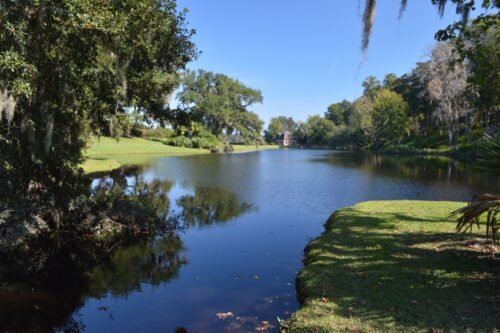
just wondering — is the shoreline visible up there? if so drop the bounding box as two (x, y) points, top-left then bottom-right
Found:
(83, 137), (278, 174)
(284, 200), (498, 332)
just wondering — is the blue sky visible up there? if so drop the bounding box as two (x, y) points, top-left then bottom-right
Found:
(174, 0), (473, 125)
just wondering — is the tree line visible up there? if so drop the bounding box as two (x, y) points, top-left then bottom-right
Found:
(266, 13), (498, 150)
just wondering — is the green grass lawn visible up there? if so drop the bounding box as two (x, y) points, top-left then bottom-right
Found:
(83, 137), (279, 173)
(83, 137), (209, 173)
(286, 201), (499, 333)
(231, 144), (279, 152)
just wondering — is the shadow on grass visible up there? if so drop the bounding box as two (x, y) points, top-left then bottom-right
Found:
(296, 207), (499, 332)
(87, 157), (111, 161)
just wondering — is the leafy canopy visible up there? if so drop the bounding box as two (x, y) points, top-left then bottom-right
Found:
(177, 69), (264, 142)
(0, 0), (197, 216)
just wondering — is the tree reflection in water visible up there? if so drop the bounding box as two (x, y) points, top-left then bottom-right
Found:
(0, 168), (253, 333)
(313, 152), (500, 189)
(177, 186), (254, 228)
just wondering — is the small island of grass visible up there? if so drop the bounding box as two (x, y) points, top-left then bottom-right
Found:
(285, 201), (499, 332)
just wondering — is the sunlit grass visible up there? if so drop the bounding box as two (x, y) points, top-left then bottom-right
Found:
(231, 144), (279, 152)
(82, 138), (279, 173)
(82, 137), (209, 173)
(286, 201), (498, 332)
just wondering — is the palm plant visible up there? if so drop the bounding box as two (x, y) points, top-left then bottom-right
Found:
(475, 134), (500, 172)
(451, 193), (500, 244)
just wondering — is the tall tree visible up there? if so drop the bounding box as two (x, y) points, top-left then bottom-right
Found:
(0, 1), (196, 222)
(362, 76), (381, 100)
(382, 73), (399, 90)
(177, 70), (264, 143)
(394, 64), (434, 135)
(372, 89), (410, 145)
(304, 115), (336, 146)
(264, 116), (297, 143)
(325, 100), (352, 126)
(420, 42), (470, 146)
(350, 96), (375, 146)
(454, 15), (500, 129)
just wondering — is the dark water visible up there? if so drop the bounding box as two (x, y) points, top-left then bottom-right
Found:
(2, 150), (499, 332)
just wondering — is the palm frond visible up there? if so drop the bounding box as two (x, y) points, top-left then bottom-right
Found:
(451, 193), (500, 244)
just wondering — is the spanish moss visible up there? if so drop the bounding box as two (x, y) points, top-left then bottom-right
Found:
(362, 0), (376, 53)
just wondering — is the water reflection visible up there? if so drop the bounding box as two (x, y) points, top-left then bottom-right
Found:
(2, 151), (498, 333)
(0, 236), (186, 333)
(315, 152), (500, 192)
(0, 169), (253, 333)
(177, 186), (253, 228)
(86, 236), (186, 298)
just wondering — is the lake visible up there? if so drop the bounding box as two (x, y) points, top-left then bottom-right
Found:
(1, 150), (498, 333)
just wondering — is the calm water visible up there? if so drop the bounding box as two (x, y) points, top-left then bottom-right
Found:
(2, 150), (499, 332)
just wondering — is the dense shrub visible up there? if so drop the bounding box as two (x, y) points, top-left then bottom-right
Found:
(164, 129), (220, 150)
(140, 127), (174, 139)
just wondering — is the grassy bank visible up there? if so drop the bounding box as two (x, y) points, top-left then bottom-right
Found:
(286, 201), (499, 332)
(83, 137), (279, 173)
(231, 144), (280, 152)
(83, 137), (210, 173)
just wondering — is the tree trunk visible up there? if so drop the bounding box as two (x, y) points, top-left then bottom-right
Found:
(466, 112), (471, 145)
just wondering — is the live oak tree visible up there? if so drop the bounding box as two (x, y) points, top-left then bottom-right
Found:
(0, 0), (197, 226)
(177, 69), (264, 144)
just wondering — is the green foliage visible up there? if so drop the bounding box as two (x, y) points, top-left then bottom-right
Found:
(321, 18), (499, 151)
(0, 0), (197, 222)
(177, 69), (264, 143)
(382, 73), (399, 90)
(362, 75), (381, 100)
(303, 115), (337, 146)
(139, 127), (175, 139)
(264, 116), (297, 143)
(454, 14), (500, 120)
(165, 128), (219, 150)
(107, 113), (133, 138)
(177, 186), (253, 228)
(475, 135), (500, 171)
(325, 100), (352, 126)
(372, 89), (410, 146)
(350, 96), (375, 146)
